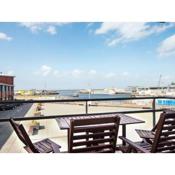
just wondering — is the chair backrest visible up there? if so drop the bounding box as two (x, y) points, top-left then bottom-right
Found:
(151, 109), (175, 132)
(68, 116), (120, 153)
(9, 119), (39, 153)
(151, 112), (175, 153)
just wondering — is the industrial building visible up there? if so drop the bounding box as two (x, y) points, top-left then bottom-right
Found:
(0, 75), (15, 101)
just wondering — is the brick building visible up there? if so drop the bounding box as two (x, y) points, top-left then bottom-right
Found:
(0, 75), (15, 101)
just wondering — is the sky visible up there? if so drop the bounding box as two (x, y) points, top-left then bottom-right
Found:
(0, 22), (175, 90)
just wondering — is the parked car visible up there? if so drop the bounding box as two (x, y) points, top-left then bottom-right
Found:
(0, 100), (23, 111)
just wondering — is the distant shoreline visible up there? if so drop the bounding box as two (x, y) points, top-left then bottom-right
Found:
(15, 94), (175, 110)
(15, 95), (152, 109)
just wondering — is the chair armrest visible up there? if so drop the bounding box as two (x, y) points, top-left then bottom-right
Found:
(119, 136), (150, 153)
(135, 129), (154, 139)
(51, 143), (61, 153)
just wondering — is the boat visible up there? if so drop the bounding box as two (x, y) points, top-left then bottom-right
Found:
(165, 91), (175, 97)
(72, 93), (79, 97)
(79, 89), (90, 94)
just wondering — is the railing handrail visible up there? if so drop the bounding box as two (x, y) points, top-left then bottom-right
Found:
(0, 96), (175, 125)
(0, 95), (175, 104)
(0, 109), (164, 123)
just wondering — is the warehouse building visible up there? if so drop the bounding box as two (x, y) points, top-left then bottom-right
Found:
(0, 75), (15, 101)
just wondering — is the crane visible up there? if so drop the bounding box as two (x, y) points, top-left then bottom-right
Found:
(158, 74), (162, 87)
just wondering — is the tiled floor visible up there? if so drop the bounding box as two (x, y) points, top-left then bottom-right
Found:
(0, 103), (161, 153)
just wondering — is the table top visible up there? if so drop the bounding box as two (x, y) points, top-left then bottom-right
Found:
(56, 113), (145, 130)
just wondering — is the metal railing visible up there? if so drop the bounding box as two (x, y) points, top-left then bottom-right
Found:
(0, 96), (175, 127)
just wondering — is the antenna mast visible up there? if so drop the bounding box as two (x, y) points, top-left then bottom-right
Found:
(158, 74), (162, 87)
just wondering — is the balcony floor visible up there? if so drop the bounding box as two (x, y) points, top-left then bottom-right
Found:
(0, 103), (161, 153)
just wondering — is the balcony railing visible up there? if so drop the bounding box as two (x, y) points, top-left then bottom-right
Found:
(0, 96), (175, 127)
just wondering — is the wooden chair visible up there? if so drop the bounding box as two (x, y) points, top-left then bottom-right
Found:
(68, 116), (120, 153)
(120, 112), (175, 153)
(135, 109), (175, 144)
(135, 126), (156, 145)
(10, 119), (61, 153)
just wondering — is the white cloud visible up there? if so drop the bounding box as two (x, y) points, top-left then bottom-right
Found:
(35, 65), (65, 78)
(38, 65), (52, 76)
(35, 66), (84, 78)
(53, 70), (59, 76)
(157, 34), (175, 56)
(104, 72), (130, 79)
(105, 72), (116, 78)
(20, 22), (69, 35)
(34, 65), (130, 82)
(6, 70), (14, 75)
(71, 69), (83, 78)
(47, 26), (57, 35)
(122, 72), (129, 76)
(0, 32), (12, 41)
(87, 23), (94, 28)
(95, 22), (174, 46)
(88, 69), (97, 75)
(20, 22), (42, 33)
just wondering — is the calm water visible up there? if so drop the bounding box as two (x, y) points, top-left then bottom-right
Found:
(57, 90), (131, 99)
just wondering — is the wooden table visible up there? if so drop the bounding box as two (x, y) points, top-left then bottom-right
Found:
(56, 113), (145, 146)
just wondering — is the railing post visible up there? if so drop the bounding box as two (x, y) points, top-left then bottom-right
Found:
(85, 101), (88, 114)
(152, 98), (156, 127)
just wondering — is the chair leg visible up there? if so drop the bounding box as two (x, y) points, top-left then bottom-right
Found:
(86, 132), (91, 147)
(67, 129), (70, 151)
(120, 144), (139, 153)
(126, 146), (132, 153)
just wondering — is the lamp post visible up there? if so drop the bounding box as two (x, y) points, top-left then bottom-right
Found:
(87, 82), (92, 106)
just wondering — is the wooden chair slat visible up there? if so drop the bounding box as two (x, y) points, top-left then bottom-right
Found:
(71, 144), (113, 153)
(162, 150), (175, 153)
(135, 129), (155, 139)
(157, 145), (175, 152)
(72, 116), (119, 126)
(40, 142), (52, 150)
(73, 138), (113, 147)
(37, 142), (52, 151)
(159, 136), (175, 142)
(161, 131), (175, 136)
(158, 140), (175, 147)
(97, 150), (114, 153)
(34, 144), (46, 152)
(137, 142), (152, 150)
(164, 120), (175, 125)
(163, 125), (175, 130)
(164, 114), (175, 118)
(73, 124), (116, 133)
(73, 131), (115, 140)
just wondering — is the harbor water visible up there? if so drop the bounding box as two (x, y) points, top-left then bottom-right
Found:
(57, 90), (131, 99)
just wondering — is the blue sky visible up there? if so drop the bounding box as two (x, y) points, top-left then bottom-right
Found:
(0, 22), (175, 90)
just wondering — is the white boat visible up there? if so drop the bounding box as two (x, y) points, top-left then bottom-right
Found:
(165, 91), (175, 97)
(72, 93), (79, 97)
(79, 89), (91, 94)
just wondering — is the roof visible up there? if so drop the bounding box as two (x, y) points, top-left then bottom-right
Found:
(0, 75), (15, 78)
(0, 83), (14, 86)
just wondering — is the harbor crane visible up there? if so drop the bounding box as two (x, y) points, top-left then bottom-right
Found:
(158, 74), (162, 87)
